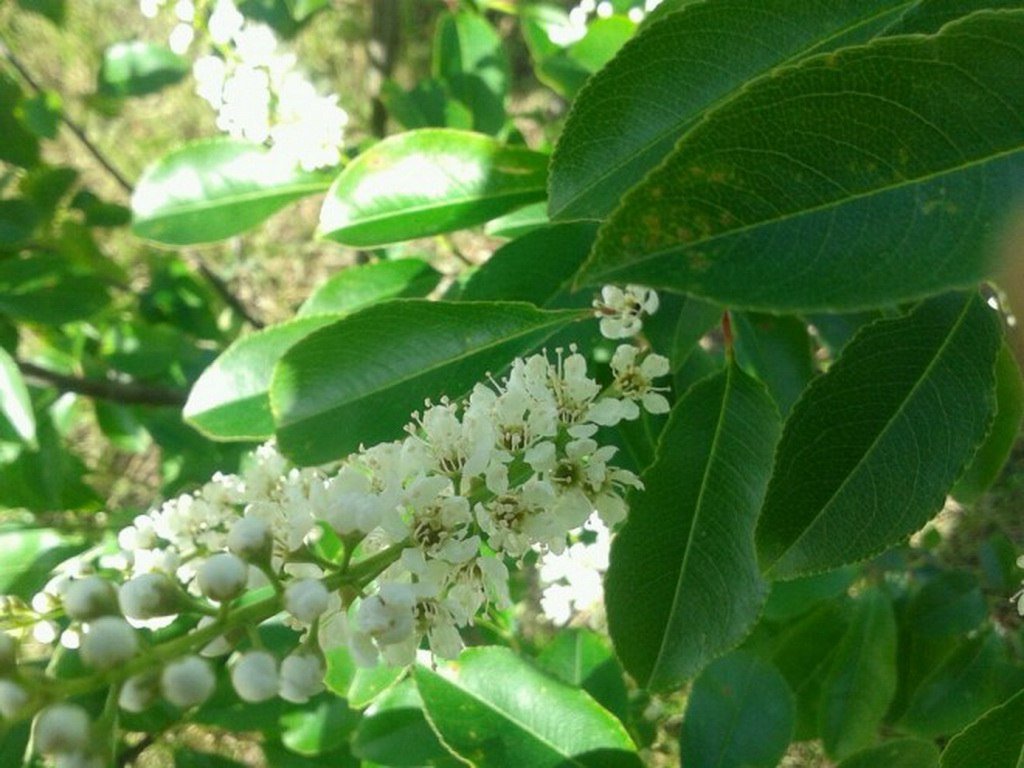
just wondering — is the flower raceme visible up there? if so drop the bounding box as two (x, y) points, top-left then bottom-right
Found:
(0, 287), (666, 765)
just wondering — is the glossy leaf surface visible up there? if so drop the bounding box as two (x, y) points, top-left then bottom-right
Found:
(297, 259), (441, 317)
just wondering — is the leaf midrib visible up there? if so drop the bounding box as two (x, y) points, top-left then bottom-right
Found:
(553, 0), (917, 216)
(272, 305), (581, 427)
(588, 143), (1023, 282)
(773, 297), (979, 570)
(651, 365), (733, 682)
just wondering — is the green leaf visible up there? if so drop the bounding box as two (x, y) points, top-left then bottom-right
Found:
(733, 312), (815, 416)
(536, 629), (629, 723)
(132, 139), (332, 246)
(460, 222), (599, 306)
(0, 346), (36, 445)
(324, 646), (405, 709)
(885, 0), (1024, 35)
(549, 0), (915, 220)
(0, 254), (112, 324)
(297, 259), (441, 318)
(184, 316), (341, 440)
(761, 566), (856, 623)
(836, 739), (940, 768)
(353, 706), (449, 766)
(97, 41), (189, 98)
(953, 342), (1024, 503)
(939, 688), (1024, 768)
(680, 651), (795, 768)
(756, 293), (1001, 579)
(605, 361), (780, 690)
(271, 300), (581, 465)
(484, 201), (550, 238)
(0, 526), (87, 600)
(433, 11), (509, 135)
(578, 11), (1024, 311)
(415, 646), (638, 768)
(14, 0), (65, 23)
(901, 632), (1024, 738)
(16, 90), (61, 139)
(818, 587), (898, 759)
(279, 694), (359, 756)
(0, 74), (40, 169)
(318, 130), (548, 247)
(0, 200), (41, 249)
(906, 570), (987, 638)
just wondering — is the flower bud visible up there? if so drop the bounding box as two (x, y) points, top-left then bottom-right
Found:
(62, 576), (118, 621)
(230, 650), (279, 703)
(33, 704), (90, 755)
(284, 579), (329, 625)
(279, 651), (325, 704)
(80, 617), (138, 671)
(161, 656), (215, 708)
(196, 553), (248, 603)
(119, 573), (181, 620)
(227, 516), (272, 562)
(0, 679), (29, 719)
(0, 632), (16, 675)
(119, 672), (159, 713)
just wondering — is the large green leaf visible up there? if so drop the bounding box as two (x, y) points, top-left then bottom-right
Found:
(318, 130), (548, 247)
(97, 41), (189, 98)
(415, 646), (638, 768)
(549, 0), (914, 220)
(885, 0), (1024, 34)
(536, 629), (629, 723)
(837, 739), (940, 768)
(297, 259), (441, 318)
(605, 361), (780, 691)
(578, 11), (1024, 312)
(132, 139), (332, 245)
(818, 587), (898, 759)
(0, 254), (111, 324)
(0, 527), (87, 600)
(756, 293), (1001, 579)
(433, 11), (509, 135)
(939, 688), (1024, 768)
(733, 312), (815, 416)
(270, 300), (582, 465)
(184, 316), (341, 440)
(680, 651), (795, 768)
(0, 346), (35, 445)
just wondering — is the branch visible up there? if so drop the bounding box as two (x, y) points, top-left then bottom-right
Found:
(17, 361), (187, 407)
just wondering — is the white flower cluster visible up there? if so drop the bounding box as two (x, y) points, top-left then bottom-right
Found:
(141, 0), (348, 170)
(539, 513), (611, 627)
(0, 287), (668, 755)
(1015, 555), (1024, 616)
(547, 0), (665, 46)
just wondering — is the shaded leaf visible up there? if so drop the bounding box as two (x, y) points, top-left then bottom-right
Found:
(97, 41), (189, 98)
(756, 293), (1001, 579)
(939, 688), (1024, 768)
(605, 362), (779, 690)
(434, 11), (509, 135)
(537, 629), (629, 722)
(297, 259), (440, 318)
(733, 312), (815, 416)
(836, 739), (940, 768)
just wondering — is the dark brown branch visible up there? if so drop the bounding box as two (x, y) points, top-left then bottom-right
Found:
(195, 258), (265, 329)
(18, 361), (187, 407)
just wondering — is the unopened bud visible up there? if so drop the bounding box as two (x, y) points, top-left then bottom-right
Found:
(231, 650), (279, 703)
(34, 704), (90, 755)
(227, 516), (272, 561)
(161, 656), (215, 708)
(119, 672), (159, 713)
(80, 617), (138, 670)
(284, 579), (329, 625)
(63, 576), (118, 621)
(196, 553), (248, 603)
(0, 679), (29, 719)
(279, 651), (325, 704)
(119, 573), (182, 620)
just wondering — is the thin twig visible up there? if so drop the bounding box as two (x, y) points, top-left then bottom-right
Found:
(195, 257), (265, 329)
(18, 361), (187, 407)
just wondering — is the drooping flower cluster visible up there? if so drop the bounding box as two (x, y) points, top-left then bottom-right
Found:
(0, 287), (666, 765)
(141, 0), (348, 170)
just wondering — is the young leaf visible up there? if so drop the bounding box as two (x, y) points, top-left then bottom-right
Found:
(756, 292), (1001, 579)
(836, 738), (940, 768)
(415, 646), (638, 768)
(680, 651), (795, 768)
(318, 130), (548, 247)
(939, 688), (1024, 768)
(0, 346), (35, 446)
(97, 41), (189, 98)
(579, 11), (1024, 312)
(270, 301), (582, 465)
(184, 316), (342, 440)
(433, 11), (509, 135)
(952, 342), (1024, 503)
(297, 259), (441, 318)
(549, 0), (915, 220)
(132, 139), (333, 246)
(605, 361), (780, 691)
(818, 587), (898, 759)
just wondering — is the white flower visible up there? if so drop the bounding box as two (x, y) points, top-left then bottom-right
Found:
(227, 516), (272, 561)
(119, 672), (158, 713)
(161, 656), (215, 708)
(0, 679), (29, 719)
(62, 576), (118, 622)
(610, 344), (671, 414)
(34, 704), (90, 755)
(119, 573), (180, 620)
(173, 0), (194, 22)
(285, 579), (330, 624)
(593, 284), (660, 339)
(80, 617), (138, 670)
(196, 553), (248, 603)
(231, 651), (279, 703)
(279, 652), (325, 703)
(168, 22), (194, 55)
(208, 0), (244, 44)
